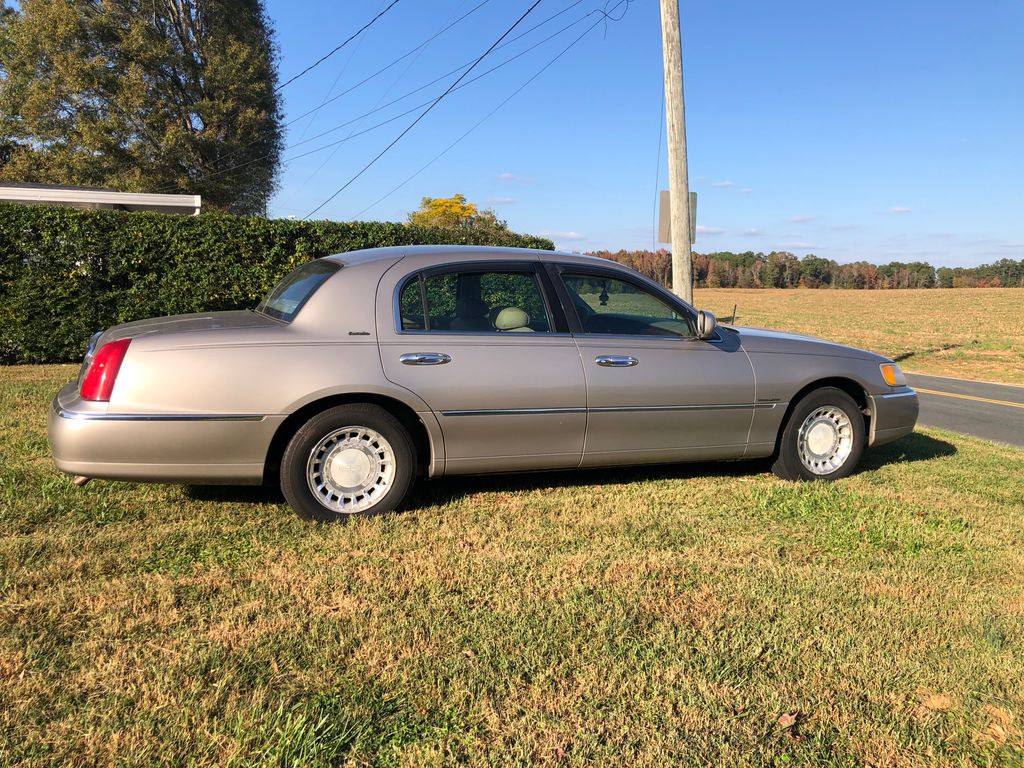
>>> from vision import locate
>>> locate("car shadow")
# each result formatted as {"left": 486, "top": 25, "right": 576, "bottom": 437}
{"left": 857, "top": 430, "right": 957, "bottom": 471}
{"left": 406, "top": 458, "right": 774, "bottom": 509}
{"left": 183, "top": 431, "right": 956, "bottom": 509}
{"left": 184, "top": 484, "right": 285, "bottom": 504}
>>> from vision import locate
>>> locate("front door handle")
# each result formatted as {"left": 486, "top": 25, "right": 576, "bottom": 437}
{"left": 400, "top": 352, "right": 452, "bottom": 366}
{"left": 595, "top": 355, "right": 638, "bottom": 368}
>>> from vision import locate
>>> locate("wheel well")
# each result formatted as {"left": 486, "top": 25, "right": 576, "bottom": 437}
{"left": 773, "top": 377, "right": 871, "bottom": 455}
{"left": 262, "top": 394, "right": 432, "bottom": 486}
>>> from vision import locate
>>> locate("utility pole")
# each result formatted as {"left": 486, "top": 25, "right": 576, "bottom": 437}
{"left": 659, "top": 0, "right": 693, "bottom": 303}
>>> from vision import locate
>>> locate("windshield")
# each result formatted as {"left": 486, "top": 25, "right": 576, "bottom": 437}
{"left": 256, "top": 260, "right": 340, "bottom": 322}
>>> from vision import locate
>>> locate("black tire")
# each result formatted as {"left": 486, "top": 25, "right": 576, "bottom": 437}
{"left": 280, "top": 404, "right": 416, "bottom": 521}
{"left": 772, "top": 387, "right": 866, "bottom": 482}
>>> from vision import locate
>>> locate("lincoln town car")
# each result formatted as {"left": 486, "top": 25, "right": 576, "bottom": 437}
{"left": 49, "top": 246, "right": 919, "bottom": 521}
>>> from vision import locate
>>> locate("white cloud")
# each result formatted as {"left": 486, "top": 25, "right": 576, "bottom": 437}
{"left": 497, "top": 172, "right": 529, "bottom": 183}
{"left": 541, "top": 230, "right": 585, "bottom": 241}
{"left": 887, "top": 206, "right": 912, "bottom": 214}
{"left": 485, "top": 196, "right": 516, "bottom": 205}
{"left": 696, "top": 225, "right": 723, "bottom": 235}
{"left": 740, "top": 187, "right": 753, "bottom": 194}
{"left": 711, "top": 180, "right": 735, "bottom": 188}
{"left": 778, "top": 241, "right": 819, "bottom": 250}
{"left": 739, "top": 228, "right": 763, "bottom": 236}
{"left": 788, "top": 215, "right": 815, "bottom": 223}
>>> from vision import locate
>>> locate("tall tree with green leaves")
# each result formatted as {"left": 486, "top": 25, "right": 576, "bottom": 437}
{"left": 0, "top": 0, "right": 283, "bottom": 214}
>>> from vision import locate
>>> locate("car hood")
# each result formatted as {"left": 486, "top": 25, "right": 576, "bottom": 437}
{"left": 101, "top": 310, "right": 281, "bottom": 343}
{"left": 727, "top": 325, "right": 889, "bottom": 362}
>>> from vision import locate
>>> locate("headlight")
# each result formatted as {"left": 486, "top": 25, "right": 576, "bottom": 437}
{"left": 880, "top": 363, "right": 906, "bottom": 387}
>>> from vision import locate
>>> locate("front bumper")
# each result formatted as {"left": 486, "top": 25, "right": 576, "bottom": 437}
{"left": 867, "top": 387, "right": 919, "bottom": 447}
{"left": 48, "top": 382, "right": 284, "bottom": 484}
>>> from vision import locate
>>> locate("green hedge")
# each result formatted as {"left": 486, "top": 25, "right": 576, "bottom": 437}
{"left": 0, "top": 204, "right": 553, "bottom": 363}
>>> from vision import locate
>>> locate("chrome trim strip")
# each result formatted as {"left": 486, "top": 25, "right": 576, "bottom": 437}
{"left": 395, "top": 330, "right": 575, "bottom": 337}
{"left": 57, "top": 409, "right": 265, "bottom": 422}
{"left": 440, "top": 407, "right": 587, "bottom": 417}
{"left": 439, "top": 403, "right": 774, "bottom": 417}
{"left": 877, "top": 390, "right": 918, "bottom": 399}
{"left": 590, "top": 403, "right": 776, "bottom": 413}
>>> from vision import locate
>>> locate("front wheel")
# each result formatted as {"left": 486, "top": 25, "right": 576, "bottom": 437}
{"left": 280, "top": 404, "right": 416, "bottom": 521}
{"left": 772, "top": 387, "right": 865, "bottom": 481}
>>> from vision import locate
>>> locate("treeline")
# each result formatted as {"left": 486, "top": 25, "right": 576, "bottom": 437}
{"left": 587, "top": 249, "right": 1024, "bottom": 289}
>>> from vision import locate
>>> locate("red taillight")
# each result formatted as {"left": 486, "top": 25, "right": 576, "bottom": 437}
{"left": 80, "top": 338, "right": 131, "bottom": 401}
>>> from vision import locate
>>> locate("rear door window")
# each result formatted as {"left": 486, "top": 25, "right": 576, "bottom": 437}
{"left": 399, "top": 268, "right": 552, "bottom": 333}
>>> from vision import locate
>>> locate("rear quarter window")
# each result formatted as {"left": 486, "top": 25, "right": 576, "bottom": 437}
{"left": 257, "top": 260, "right": 340, "bottom": 322}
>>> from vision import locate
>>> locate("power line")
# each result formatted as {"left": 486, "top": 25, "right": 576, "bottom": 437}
{"left": 652, "top": 81, "right": 664, "bottom": 252}
{"left": 153, "top": 0, "right": 589, "bottom": 194}
{"left": 284, "top": 0, "right": 584, "bottom": 130}
{"left": 290, "top": 8, "right": 591, "bottom": 155}
{"left": 353, "top": 0, "right": 633, "bottom": 219}
{"left": 284, "top": 0, "right": 499, "bottom": 131}
{"left": 302, "top": 0, "right": 475, "bottom": 188}
{"left": 275, "top": 0, "right": 403, "bottom": 92}
{"left": 303, "top": 0, "right": 545, "bottom": 220}
{"left": 293, "top": 0, "right": 385, "bottom": 144}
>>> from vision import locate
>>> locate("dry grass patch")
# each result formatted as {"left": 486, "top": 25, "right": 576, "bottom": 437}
{"left": 696, "top": 287, "right": 1024, "bottom": 384}
{"left": 2, "top": 364, "right": 1023, "bottom": 766}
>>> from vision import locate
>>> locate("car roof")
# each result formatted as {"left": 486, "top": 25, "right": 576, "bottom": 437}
{"left": 322, "top": 244, "right": 614, "bottom": 269}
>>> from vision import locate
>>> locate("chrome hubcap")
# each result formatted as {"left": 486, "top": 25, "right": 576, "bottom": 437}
{"left": 307, "top": 426, "right": 395, "bottom": 513}
{"left": 797, "top": 406, "right": 854, "bottom": 475}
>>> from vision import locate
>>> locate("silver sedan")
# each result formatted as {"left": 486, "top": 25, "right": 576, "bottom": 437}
{"left": 49, "top": 246, "right": 919, "bottom": 520}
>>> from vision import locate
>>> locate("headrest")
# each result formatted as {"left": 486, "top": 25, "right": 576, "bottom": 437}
{"left": 455, "top": 297, "right": 489, "bottom": 318}
{"left": 494, "top": 307, "right": 530, "bottom": 330}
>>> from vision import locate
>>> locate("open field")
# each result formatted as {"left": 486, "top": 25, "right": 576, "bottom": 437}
{"left": 2, "top": 365, "right": 1023, "bottom": 766}
{"left": 696, "top": 287, "right": 1024, "bottom": 385}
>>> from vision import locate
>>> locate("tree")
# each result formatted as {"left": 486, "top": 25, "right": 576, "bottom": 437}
{"left": 407, "top": 194, "right": 513, "bottom": 236}
{"left": 0, "top": 0, "right": 283, "bottom": 214}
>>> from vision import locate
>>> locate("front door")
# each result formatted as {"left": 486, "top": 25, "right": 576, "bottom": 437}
{"left": 552, "top": 266, "right": 757, "bottom": 467}
{"left": 378, "top": 259, "right": 587, "bottom": 475}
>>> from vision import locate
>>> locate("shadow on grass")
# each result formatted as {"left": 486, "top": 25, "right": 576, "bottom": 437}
{"left": 407, "top": 457, "right": 773, "bottom": 509}
{"left": 408, "top": 432, "right": 955, "bottom": 507}
{"left": 184, "top": 484, "right": 285, "bottom": 504}
{"left": 182, "top": 431, "right": 956, "bottom": 510}
{"left": 858, "top": 430, "right": 956, "bottom": 471}
{"left": 892, "top": 342, "right": 962, "bottom": 362}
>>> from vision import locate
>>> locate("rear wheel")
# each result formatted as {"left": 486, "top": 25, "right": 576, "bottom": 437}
{"left": 772, "top": 387, "right": 865, "bottom": 481}
{"left": 281, "top": 404, "right": 415, "bottom": 521}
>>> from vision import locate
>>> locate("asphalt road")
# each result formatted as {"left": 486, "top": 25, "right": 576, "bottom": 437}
{"left": 905, "top": 373, "right": 1024, "bottom": 448}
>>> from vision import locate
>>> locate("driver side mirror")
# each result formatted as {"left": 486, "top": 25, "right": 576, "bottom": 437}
{"left": 695, "top": 310, "right": 717, "bottom": 340}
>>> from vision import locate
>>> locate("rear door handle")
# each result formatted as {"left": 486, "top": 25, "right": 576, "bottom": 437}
{"left": 595, "top": 355, "right": 638, "bottom": 368}
{"left": 400, "top": 352, "right": 452, "bottom": 366}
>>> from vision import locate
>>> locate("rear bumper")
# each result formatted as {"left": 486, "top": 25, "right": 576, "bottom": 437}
{"left": 48, "top": 382, "right": 283, "bottom": 484}
{"left": 868, "top": 388, "right": 919, "bottom": 447}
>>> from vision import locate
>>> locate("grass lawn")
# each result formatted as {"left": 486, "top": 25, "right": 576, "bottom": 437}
{"left": 2, "top": 365, "right": 1023, "bottom": 767}
{"left": 696, "top": 287, "right": 1024, "bottom": 385}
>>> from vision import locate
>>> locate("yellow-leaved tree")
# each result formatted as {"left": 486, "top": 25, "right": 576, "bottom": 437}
{"left": 407, "top": 194, "right": 511, "bottom": 235}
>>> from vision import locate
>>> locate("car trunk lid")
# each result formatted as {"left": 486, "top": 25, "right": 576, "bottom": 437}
{"left": 99, "top": 310, "right": 282, "bottom": 344}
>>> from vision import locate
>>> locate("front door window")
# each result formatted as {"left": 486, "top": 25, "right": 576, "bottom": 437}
{"left": 560, "top": 273, "right": 694, "bottom": 337}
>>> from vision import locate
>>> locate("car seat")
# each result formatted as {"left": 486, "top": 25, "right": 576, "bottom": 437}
{"left": 494, "top": 307, "right": 534, "bottom": 332}
{"left": 448, "top": 297, "right": 492, "bottom": 331}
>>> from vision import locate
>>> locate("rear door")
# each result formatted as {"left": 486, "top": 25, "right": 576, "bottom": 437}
{"left": 377, "top": 258, "right": 587, "bottom": 475}
{"left": 550, "top": 264, "right": 757, "bottom": 467}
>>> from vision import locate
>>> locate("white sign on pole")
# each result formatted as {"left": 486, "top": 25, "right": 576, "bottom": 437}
{"left": 657, "top": 190, "right": 698, "bottom": 245}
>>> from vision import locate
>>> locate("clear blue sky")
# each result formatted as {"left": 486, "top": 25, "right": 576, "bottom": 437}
{"left": 265, "top": 0, "right": 1023, "bottom": 267}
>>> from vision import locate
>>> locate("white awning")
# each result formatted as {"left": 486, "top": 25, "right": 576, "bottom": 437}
{"left": 0, "top": 184, "right": 201, "bottom": 215}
